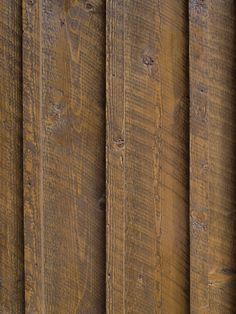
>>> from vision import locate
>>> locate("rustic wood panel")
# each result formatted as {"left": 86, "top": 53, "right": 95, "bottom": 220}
{"left": 189, "top": 0, "right": 209, "bottom": 311}
{"left": 190, "top": 0, "right": 236, "bottom": 313}
{"left": 0, "top": 1, "right": 24, "bottom": 313}
{"left": 23, "top": 0, "right": 106, "bottom": 312}
{"left": 106, "top": 1, "right": 189, "bottom": 313}
{"left": 0, "top": 1, "right": 236, "bottom": 313}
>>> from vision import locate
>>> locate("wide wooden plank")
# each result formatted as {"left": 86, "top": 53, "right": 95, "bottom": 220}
{"left": 0, "top": 1, "right": 24, "bottom": 313}
{"left": 23, "top": 0, "right": 106, "bottom": 312}
{"left": 106, "top": 1, "right": 189, "bottom": 312}
{"left": 190, "top": 0, "right": 236, "bottom": 312}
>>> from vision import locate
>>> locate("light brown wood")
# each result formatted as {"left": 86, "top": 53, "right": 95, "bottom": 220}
{"left": 190, "top": 0, "right": 236, "bottom": 312}
{"left": 189, "top": 0, "right": 209, "bottom": 311}
{"left": 23, "top": 0, "right": 106, "bottom": 312}
{"left": 1, "top": 1, "right": 236, "bottom": 312}
{"left": 106, "top": 1, "right": 189, "bottom": 313}
{"left": 0, "top": 1, "right": 24, "bottom": 313}
{"left": 106, "top": 0, "right": 125, "bottom": 312}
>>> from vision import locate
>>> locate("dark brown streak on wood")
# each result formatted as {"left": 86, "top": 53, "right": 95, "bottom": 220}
{"left": 0, "top": 1, "right": 24, "bottom": 313}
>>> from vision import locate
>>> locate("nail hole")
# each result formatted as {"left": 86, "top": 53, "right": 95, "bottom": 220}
{"left": 60, "top": 19, "right": 65, "bottom": 27}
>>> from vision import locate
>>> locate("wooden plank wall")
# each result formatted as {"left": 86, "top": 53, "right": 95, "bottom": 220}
{"left": 107, "top": 1, "right": 189, "bottom": 313}
{"left": 190, "top": 1, "right": 236, "bottom": 313}
{"left": 0, "top": 1, "right": 236, "bottom": 313}
{"left": 23, "top": 0, "right": 105, "bottom": 313}
{"left": 0, "top": 1, "right": 24, "bottom": 313}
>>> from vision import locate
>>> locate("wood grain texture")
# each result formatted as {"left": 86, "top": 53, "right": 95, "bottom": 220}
{"left": 106, "top": 1, "right": 189, "bottom": 313}
{"left": 189, "top": 0, "right": 209, "bottom": 311}
{"left": 0, "top": 1, "right": 24, "bottom": 313}
{"left": 23, "top": 0, "right": 106, "bottom": 312}
{"left": 1, "top": 1, "right": 236, "bottom": 312}
{"left": 190, "top": 0, "right": 236, "bottom": 313}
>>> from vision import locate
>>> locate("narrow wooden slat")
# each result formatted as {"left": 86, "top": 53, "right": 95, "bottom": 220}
{"left": 106, "top": 0, "right": 125, "bottom": 312}
{"left": 23, "top": 1, "right": 43, "bottom": 311}
{"left": 23, "top": 0, "right": 106, "bottom": 312}
{"left": 189, "top": 0, "right": 209, "bottom": 311}
{"left": 107, "top": 1, "right": 189, "bottom": 312}
{"left": 190, "top": 0, "right": 236, "bottom": 312}
{"left": 0, "top": 1, "right": 24, "bottom": 313}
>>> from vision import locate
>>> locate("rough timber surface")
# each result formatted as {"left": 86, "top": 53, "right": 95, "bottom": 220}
{"left": 106, "top": 1, "right": 189, "bottom": 313}
{"left": 190, "top": 0, "right": 236, "bottom": 313}
{"left": 23, "top": 0, "right": 106, "bottom": 312}
{"left": 0, "top": 1, "right": 24, "bottom": 313}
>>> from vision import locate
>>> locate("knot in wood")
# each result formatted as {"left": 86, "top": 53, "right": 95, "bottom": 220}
{"left": 27, "top": 0, "right": 35, "bottom": 5}
{"left": 142, "top": 55, "right": 154, "bottom": 66}
{"left": 114, "top": 138, "right": 124, "bottom": 149}
{"left": 85, "top": 2, "right": 95, "bottom": 12}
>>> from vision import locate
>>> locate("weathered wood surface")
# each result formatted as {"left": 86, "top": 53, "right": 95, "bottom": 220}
{"left": 190, "top": 0, "right": 236, "bottom": 313}
{"left": 23, "top": 0, "right": 106, "bottom": 312}
{"left": 0, "top": 1, "right": 236, "bottom": 313}
{"left": 0, "top": 1, "right": 24, "bottom": 313}
{"left": 106, "top": 1, "right": 189, "bottom": 313}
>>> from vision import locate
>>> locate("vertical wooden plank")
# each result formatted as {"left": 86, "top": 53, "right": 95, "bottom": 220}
{"left": 107, "top": 1, "right": 189, "bottom": 313}
{"left": 23, "top": 1, "right": 43, "bottom": 311}
{"left": 189, "top": 0, "right": 209, "bottom": 311}
{"left": 106, "top": 0, "right": 125, "bottom": 312}
{"left": 23, "top": 0, "right": 106, "bottom": 312}
{"left": 207, "top": 2, "right": 236, "bottom": 311}
{"left": 0, "top": 1, "right": 24, "bottom": 313}
{"left": 190, "top": 0, "right": 236, "bottom": 312}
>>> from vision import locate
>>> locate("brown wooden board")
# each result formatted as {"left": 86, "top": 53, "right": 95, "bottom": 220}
{"left": 106, "top": 1, "right": 189, "bottom": 313}
{"left": 1, "top": 1, "right": 236, "bottom": 313}
{"left": 190, "top": 0, "right": 236, "bottom": 312}
{"left": 23, "top": 0, "right": 106, "bottom": 312}
{"left": 0, "top": 1, "right": 24, "bottom": 313}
